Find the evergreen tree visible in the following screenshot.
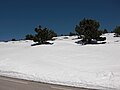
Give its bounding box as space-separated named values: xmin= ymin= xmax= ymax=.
xmin=33 ymin=26 xmax=57 ymax=44
xmin=25 ymin=25 xmax=57 ymax=45
xmin=34 ymin=27 xmax=57 ymax=44
xmin=75 ymin=18 xmax=105 ymax=44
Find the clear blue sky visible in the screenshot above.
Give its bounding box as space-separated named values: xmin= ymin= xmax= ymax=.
xmin=0 ymin=0 xmax=120 ymax=40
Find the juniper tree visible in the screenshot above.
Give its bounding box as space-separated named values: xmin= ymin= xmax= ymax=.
xmin=25 ymin=25 xmax=57 ymax=45
xmin=33 ymin=26 xmax=57 ymax=44
xmin=75 ymin=18 xmax=105 ymax=44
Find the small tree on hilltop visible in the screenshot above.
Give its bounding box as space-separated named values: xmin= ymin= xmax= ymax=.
xmin=75 ymin=18 xmax=105 ymax=44
xmin=33 ymin=25 xmax=57 ymax=44
xmin=113 ymin=26 xmax=120 ymax=37
xmin=25 ymin=25 xmax=57 ymax=45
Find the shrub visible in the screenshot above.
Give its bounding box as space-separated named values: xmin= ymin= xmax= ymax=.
xmin=11 ymin=38 xmax=16 ymax=41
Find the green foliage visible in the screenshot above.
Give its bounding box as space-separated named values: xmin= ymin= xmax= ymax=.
xmin=75 ymin=18 xmax=103 ymax=43
xmin=113 ymin=26 xmax=120 ymax=37
xmin=26 ymin=25 xmax=57 ymax=44
xmin=34 ymin=26 xmax=57 ymax=43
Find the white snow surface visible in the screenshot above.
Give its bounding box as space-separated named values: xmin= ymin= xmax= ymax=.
xmin=0 ymin=33 xmax=120 ymax=90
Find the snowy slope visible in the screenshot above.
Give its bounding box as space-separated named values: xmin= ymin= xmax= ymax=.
xmin=0 ymin=33 xmax=120 ymax=90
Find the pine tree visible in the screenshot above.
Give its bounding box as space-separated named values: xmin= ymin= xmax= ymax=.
xmin=75 ymin=18 xmax=105 ymax=44
xmin=25 ymin=25 xmax=57 ymax=45
xmin=33 ymin=26 xmax=57 ymax=44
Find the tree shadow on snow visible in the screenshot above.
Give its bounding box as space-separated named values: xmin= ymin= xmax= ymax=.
xmin=31 ymin=42 xmax=54 ymax=46
xmin=75 ymin=40 xmax=106 ymax=45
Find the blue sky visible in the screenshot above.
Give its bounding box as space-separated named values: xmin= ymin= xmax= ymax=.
xmin=0 ymin=0 xmax=120 ymax=40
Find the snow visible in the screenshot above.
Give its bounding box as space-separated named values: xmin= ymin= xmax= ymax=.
xmin=0 ymin=33 xmax=120 ymax=90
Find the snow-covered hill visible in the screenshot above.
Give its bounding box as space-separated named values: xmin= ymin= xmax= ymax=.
xmin=0 ymin=33 xmax=120 ymax=90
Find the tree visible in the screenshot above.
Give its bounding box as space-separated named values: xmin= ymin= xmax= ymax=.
xmin=75 ymin=18 xmax=105 ymax=44
xmin=25 ymin=25 xmax=57 ymax=45
xmin=28 ymin=25 xmax=57 ymax=45
xmin=33 ymin=26 xmax=57 ymax=44
xmin=113 ymin=26 xmax=120 ymax=37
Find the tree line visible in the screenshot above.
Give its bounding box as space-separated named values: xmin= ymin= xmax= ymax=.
xmin=25 ymin=18 xmax=120 ymax=45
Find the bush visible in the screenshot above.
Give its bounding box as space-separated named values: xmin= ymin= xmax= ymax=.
xmin=11 ymin=38 xmax=16 ymax=41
